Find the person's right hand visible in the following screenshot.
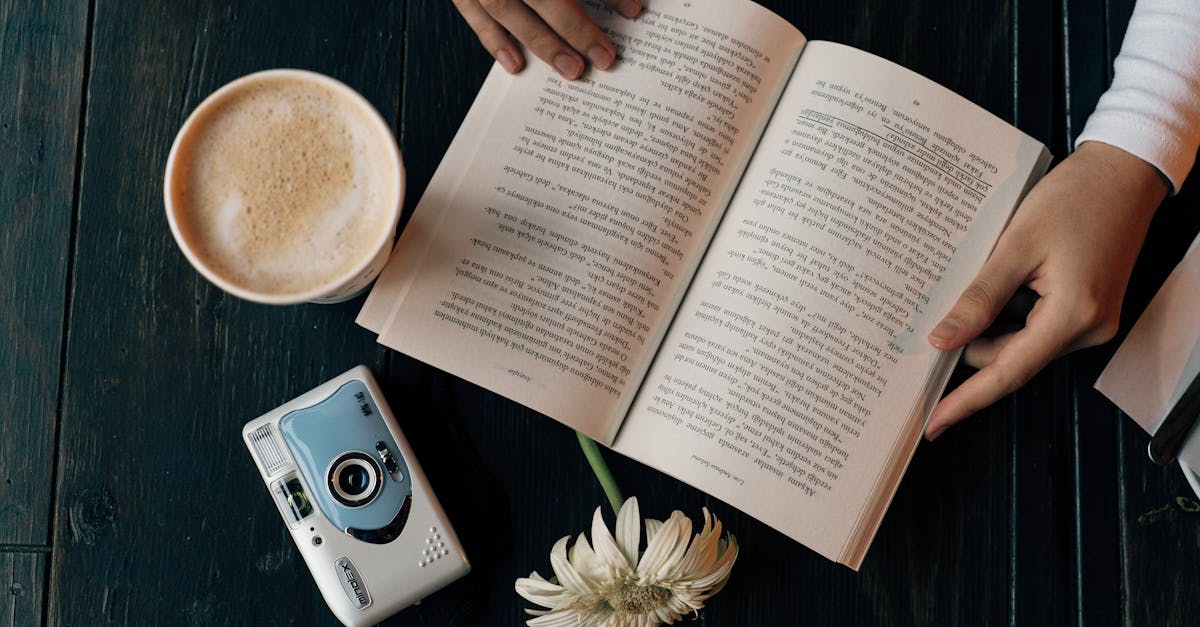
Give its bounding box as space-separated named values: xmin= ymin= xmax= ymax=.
xmin=453 ymin=0 xmax=642 ymax=79
xmin=924 ymin=141 xmax=1168 ymax=440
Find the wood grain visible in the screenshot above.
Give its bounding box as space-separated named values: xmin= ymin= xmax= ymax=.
xmin=47 ymin=1 xmax=401 ymax=625
xmin=1003 ymin=2 xmax=1075 ymax=625
xmin=1 ymin=552 xmax=45 ymax=627
xmin=0 ymin=0 xmax=88 ymax=546
xmin=1058 ymin=1 xmax=1126 ymax=624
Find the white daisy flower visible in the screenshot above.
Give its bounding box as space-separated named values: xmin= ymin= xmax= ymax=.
xmin=515 ymin=497 xmax=738 ymax=626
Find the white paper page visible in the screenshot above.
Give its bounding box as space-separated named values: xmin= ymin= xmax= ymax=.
xmin=357 ymin=65 xmax=509 ymax=333
xmin=613 ymin=41 xmax=1049 ymax=567
xmin=367 ymin=0 xmax=806 ymax=443
xmin=1096 ymin=234 xmax=1200 ymax=443
xmin=352 ymin=63 xmax=508 ymax=331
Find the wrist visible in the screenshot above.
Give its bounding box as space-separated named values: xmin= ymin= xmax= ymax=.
xmin=1076 ymin=140 xmax=1171 ymax=203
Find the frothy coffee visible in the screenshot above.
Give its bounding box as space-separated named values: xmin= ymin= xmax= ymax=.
xmin=168 ymin=73 xmax=399 ymax=299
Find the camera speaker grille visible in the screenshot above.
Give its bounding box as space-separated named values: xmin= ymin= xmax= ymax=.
xmin=248 ymin=423 xmax=291 ymax=476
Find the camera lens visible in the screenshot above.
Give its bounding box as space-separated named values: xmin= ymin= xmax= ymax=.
xmin=327 ymin=452 xmax=383 ymax=508
xmin=338 ymin=464 xmax=371 ymax=495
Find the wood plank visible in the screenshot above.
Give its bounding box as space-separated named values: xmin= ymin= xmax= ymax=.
xmin=1006 ymin=1 xmax=1075 ymax=624
xmin=48 ymin=1 xmax=403 ymax=625
xmin=1064 ymin=0 xmax=1110 ymax=144
xmin=1069 ymin=354 xmax=1125 ymax=627
xmin=0 ymin=0 xmax=89 ymax=547
xmin=0 ymin=552 xmax=46 ymax=627
xmin=1062 ymin=1 xmax=1125 ymax=625
xmin=1118 ymin=422 xmax=1200 ymax=627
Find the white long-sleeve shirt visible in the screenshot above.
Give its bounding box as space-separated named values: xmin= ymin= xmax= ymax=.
xmin=1076 ymin=0 xmax=1200 ymax=193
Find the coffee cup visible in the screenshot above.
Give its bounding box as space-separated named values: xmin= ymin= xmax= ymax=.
xmin=164 ymin=69 xmax=404 ymax=304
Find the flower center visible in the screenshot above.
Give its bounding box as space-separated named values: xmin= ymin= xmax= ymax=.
xmin=609 ymin=582 xmax=672 ymax=614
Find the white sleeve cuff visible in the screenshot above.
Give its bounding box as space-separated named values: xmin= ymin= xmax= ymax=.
xmin=1076 ymin=113 xmax=1194 ymax=194
xmin=1073 ymin=0 xmax=1200 ymax=194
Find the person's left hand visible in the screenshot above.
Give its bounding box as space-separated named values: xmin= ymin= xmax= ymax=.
xmin=924 ymin=141 xmax=1169 ymax=440
xmin=453 ymin=0 xmax=642 ymax=79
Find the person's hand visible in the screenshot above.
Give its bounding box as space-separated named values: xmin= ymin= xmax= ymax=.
xmin=924 ymin=141 xmax=1169 ymax=440
xmin=453 ymin=0 xmax=642 ymax=79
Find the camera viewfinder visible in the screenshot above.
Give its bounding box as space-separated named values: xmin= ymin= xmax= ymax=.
xmin=273 ymin=474 xmax=314 ymax=526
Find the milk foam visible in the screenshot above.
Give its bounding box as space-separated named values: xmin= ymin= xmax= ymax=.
xmin=171 ymin=75 xmax=397 ymax=297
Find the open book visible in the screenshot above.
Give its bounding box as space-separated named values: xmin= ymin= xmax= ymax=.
xmin=358 ymin=0 xmax=1050 ymax=569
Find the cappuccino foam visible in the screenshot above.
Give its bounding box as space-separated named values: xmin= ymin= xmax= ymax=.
xmin=170 ymin=74 xmax=398 ymax=298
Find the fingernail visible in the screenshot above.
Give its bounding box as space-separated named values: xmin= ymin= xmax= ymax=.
xmin=929 ymin=318 xmax=961 ymax=347
xmin=925 ymin=417 xmax=947 ymax=440
xmin=587 ymin=45 xmax=613 ymax=70
xmin=618 ymin=0 xmax=642 ymax=18
xmin=554 ymin=53 xmax=582 ymax=79
xmin=496 ymin=49 xmax=520 ymax=74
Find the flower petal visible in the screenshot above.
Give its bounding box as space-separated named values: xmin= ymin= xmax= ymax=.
xmin=549 ymin=536 xmax=599 ymax=595
xmin=636 ymin=510 xmax=692 ymax=580
xmin=656 ymin=600 xmax=689 ymax=624
xmin=644 ymin=518 xmax=663 ymax=544
xmin=569 ymin=533 xmax=608 ymax=582
xmin=614 ymin=497 xmax=641 ymax=567
xmin=515 ymin=574 xmax=564 ymax=594
xmin=591 ymin=505 xmax=631 ymax=573
xmin=674 ymin=510 xmax=721 ymax=578
xmin=687 ymin=533 xmax=738 ymax=592
xmin=515 ymin=578 xmax=566 ymax=597
xmin=515 ymin=573 xmax=570 ymax=610
xmin=528 ymin=608 xmax=591 ymax=627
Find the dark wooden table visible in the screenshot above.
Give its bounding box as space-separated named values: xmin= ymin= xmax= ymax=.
xmin=4 ymin=1 xmax=1199 ymax=625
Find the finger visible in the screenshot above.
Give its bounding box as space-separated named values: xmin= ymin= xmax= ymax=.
xmin=454 ymin=0 xmax=526 ymax=73
xmin=962 ymin=333 xmax=1016 ymax=369
xmin=526 ymin=0 xmax=617 ymax=69
xmin=479 ymin=0 xmax=585 ymax=79
xmin=598 ymin=0 xmax=643 ymax=19
xmin=925 ymin=300 xmax=1075 ymax=440
xmin=927 ymin=247 xmax=1035 ymax=351
xmin=966 ymin=308 xmax=1115 ymax=370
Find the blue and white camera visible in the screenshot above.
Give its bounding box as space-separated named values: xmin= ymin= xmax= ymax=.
xmin=243 ymin=366 xmax=468 ymax=626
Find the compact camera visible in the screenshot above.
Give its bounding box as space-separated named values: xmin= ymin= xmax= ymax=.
xmin=243 ymin=366 xmax=469 ymax=626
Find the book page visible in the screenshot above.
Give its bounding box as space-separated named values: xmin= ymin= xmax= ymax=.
xmin=362 ymin=0 xmax=806 ymax=443
xmin=613 ymin=41 xmax=1050 ymax=567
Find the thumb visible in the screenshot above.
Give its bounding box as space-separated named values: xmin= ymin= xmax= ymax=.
xmin=928 ymin=251 xmax=1031 ymax=351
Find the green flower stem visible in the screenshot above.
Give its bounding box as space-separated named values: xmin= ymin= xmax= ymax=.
xmin=576 ymin=431 xmax=624 ymax=515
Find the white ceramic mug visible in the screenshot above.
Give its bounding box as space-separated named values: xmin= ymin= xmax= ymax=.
xmin=163 ymin=69 xmax=404 ymax=305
